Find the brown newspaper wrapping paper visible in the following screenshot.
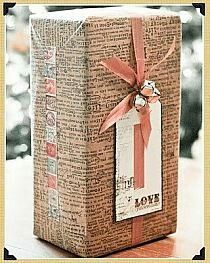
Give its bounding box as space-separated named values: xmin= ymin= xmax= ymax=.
xmin=31 ymin=7 xmax=181 ymax=257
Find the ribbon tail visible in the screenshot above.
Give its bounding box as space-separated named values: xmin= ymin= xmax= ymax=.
xmin=99 ymin=91 xmax=137 ymax=134
xmin=146 ymin=36 xmax=176 ymax=79
xmin=100 ymin=56 xmax=137 ymax=86
xmin=139 ymin=107 xmax=152 ymax=148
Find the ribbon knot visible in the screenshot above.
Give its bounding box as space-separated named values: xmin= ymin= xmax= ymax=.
xmin=99 ymin=18 xmax=175 ymax=148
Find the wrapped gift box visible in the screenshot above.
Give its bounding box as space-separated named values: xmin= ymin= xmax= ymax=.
xmin=30 ymin=6 xmax=181 ymax=257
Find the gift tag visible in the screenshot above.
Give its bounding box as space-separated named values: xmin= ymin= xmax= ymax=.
xmin=115 ymin=102 xmax=162 ymax=221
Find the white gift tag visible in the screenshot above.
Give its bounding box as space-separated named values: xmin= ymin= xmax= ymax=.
xmin=115 ymin=102 xmax=162 ymax=221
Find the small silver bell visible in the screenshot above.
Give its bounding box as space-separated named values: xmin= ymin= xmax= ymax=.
xmin=141 ymin=80 xmax=155 ymax=97
xmin=134 ymin=94 xmax=147 ymax=110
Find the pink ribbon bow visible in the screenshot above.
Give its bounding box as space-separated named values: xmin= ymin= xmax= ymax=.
xmin=99 ymin=18 xmax=175 ymax=148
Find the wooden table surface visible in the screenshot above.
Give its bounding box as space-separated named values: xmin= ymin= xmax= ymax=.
xmin=5 ymin=156 xmax=203 ymax=259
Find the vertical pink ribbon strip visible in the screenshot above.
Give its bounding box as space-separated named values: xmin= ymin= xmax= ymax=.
xmin=99 ymin=17 xmax=176 ymax=245
xmin=134 ymin=124 xmax=144 ymax=189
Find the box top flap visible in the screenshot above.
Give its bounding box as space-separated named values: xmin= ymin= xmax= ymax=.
xmin=30 ymin=6 xmax=179 ymax=21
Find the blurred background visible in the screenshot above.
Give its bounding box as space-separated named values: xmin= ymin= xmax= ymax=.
xmin=6 ymin=5 xmax=202 ymax=160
